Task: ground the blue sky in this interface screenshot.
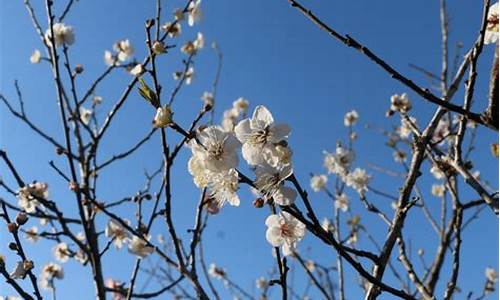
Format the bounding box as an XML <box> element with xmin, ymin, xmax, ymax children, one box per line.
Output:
<box><xmin>1</xmin><ymin>0</ymin><xmax>498</xmax><ymax>299</ymax></box>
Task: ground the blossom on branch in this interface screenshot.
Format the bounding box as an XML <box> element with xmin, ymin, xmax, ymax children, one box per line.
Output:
<box><xmin>265</xmin><ymin>212</ymin><xmax>306</xmax><ymax>256</ymax></box>
<box><xmin>45</xmin><ymin>23</ymin><xmax>75</xmax><ymax>47</ymax></box>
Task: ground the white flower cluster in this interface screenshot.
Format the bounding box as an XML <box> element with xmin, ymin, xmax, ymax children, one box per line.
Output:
<box><xmin>186</xmin><ymin>105</ymin><xmax>305</xmax><ymax>255</ymax></box>
<box><xmin>44</xmin><ymin>23</ymin><xmax>74</xmax><ymax>47</ymax></box>
<box><xmin>17</xmin><ymin>182</ymin><xmax>49</xmax><ymax>213</ymax></box>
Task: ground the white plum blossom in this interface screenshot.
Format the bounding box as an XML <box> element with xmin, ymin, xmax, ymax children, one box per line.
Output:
<box><xmin>235</xmin><ymin>105</ymin><xmax>291</xmax><ymax>166</ymax></box>
<box><xmin>430</xmin><ymin>165</ymin><xmax>445</xmax><ymax>180</ymax></box>
<box><xmin>393</xmin><ymin>150</ymin><xmax>407</xmax><ymax>163</ymax></box>
<box><xmin>265</xmin><ymin>212</ymin><xmax>306</xmax><ymax>256</ymax></box>
<box><xmin>323</xmin><ymin>146</ymin><xmax>354</xmax><ymax>175</ymax></box>
<box><xmin>53</xmin><ymin>242</ymin><xmax>71</xmax><ymax>263</ymax></box>
<box><xmin>256</xmin><ymin>277</ymin><xmax>268</xmax><ymax>289</ymax></box>
<box><xmin>74</xmin><ymin>249</ymin><xmax>87</xmax><ymax>264</ymax></box>
<box><xmin>92</xmin><ymin>95</ymin><xmax>103</xmax><ymax>106</ymax></box>
<box><xmin>104</xmin><ymin>50</ymin><xmax>116</xmax><ymax>66</ymax></box>
<box><xmin>105</xmin><ymin>219</ymin><xmax>131</xmax><ymax>249</ymax></box>
<box><xmin>162</xmin><ymin>22</ymin><xmax>181</xmax><ymax>37</ymax></box>
<box><xmin>486</xmin><ymin>267</ymin><xmax>498</xmax><ymax>282</ymax></box>
<box><xmin>130</xmin><ymin>64</ymin><xmax>144</xmax><ymax>77</ymax></box>
<box><xmin>310</xmin><ymin>175</ymin><xmax>328</xmax><ymax>192</ymax></box>
<box><xmin>10</xmin><ymin>261</ymin><xmax>27</xmax><ymax>279</ymax></box>
<box><xmin>397</xmin><ymin>117</ymin><xmax>417</xmax><ymax>139</ymax></box>
<box><xmin>255</xmin><ymin>164</ymin><xmax>296</xmax><ymax>206</ymax></box>
<box><xmin>188</xmin><ymin>155</ymin><xmax>212</xmax><ymax>188</ymax></box>
<box><xmin>25</xmin><ymin>226</ymin><xmax>39</xmax><ymax>243</ymax></box>
<box><xmin>262</xmin><ymin>144</ymin><xmax>293</xmax><ymax>168</ymax></box>
<box><xmin>79</xmin><ymin>107</ymin><xmax>93</xmax><ymax>125</ymax></box>
<box><xmin>345</xmin><ymin>168</ymin><xmax>370</xmax><ymax>196</ymax></box>
<box><xmin>45</xmin><ymin>23</ymin><xmax>75</xmax><ymax>47</ymax></box>
<box><xmin>208</xmin><ymin>169</ymin><xmax>240</xmax><ymax>208</ymax></box>
<box><xmin>232</xmin><ymin>97</ymin><xmax>249</xmax><ymax>115</ymax></box>
<box><xmin>17</xmin><ymin>182</ymin><xmax>49</xmax><ymax>213</ymax></box>
<box><xmin>335</xmin><ymin>193</ymin><xmax>350</xmax><ymax>212</ymax></box>
<box><xmin>113</xmin><ymin>39</ymin><xmax>134</xmax><ymax>62</ymax></box>
<box><xmin>30</xmin><ymin>49</ymin><xmax>41</xmax><ymax>64</ymax></box>
<box><xmin>40</xmin><ymin>263</ymin><xmax>64</xmax><ymax>290</ymax></box>
<box><xmin>485</xmin><ymin>3</ymin><xmax>499</xmax><ymax>45</ymax></box>
<box><xmin>208</xmin><ymin>264</ymin><xmax>227</xmax><ymax>281</ymax></box>
<box><xmin>390</xmin><ymin>93</ymin><xmax>412</xmax><ymax>113</ymax></box>
<box><xmin>201</xmin><ymin>91</ymin><xmax>215</xmax><ymax>108</ymax></box>
<box><xmin>187</xmin><ymin>0</ymin><xmax>202</xmax><ymax>26</ymax></box>
<box><xmin>181</xmin><ymin>33</ymin><xmax>204</xmax><ymax>55</ymax></box>
<box><xmin>432</xmin><ymin>117</ymin><xmax>451</xmax><ymax>144</ymax></box>
<box><xmin>188</xmin><ymin>126</ymin><xmax>239</xmax><ymax>173</ymax></box>
<box><xmin>152</xmin><ymin>40</ymin><xmax>166</xmax><ymax>55</ymax></box>
<box><xmin>221</xmin><ymin>108</ymin><xmax>240</xmax><ymax>132</ymax></box>
<box><xmin>344</xmin><ymin>110</ymin><xmax>359</xmax><ymax>126</ymax></box>
<box><xmin>128</xmin><ymin>236</ymin><xmax>154</xmax><ymax>258</ymax></box>
<box><xmin>152</xmin><ymin>105</ymin><xmax>173</xmax><ymax>128</ymax></box>
<box><xmin>431</xmin><ymin>184</ymin><xmax>446</xmax><ymax>197</ymax></box>
<box><xmin>321</xmin><ymin>218</ymin><xmax>334</xmax><ymax>232</ymax></box>
<box><xmin>184</xmin><ymin>67</ymin><xmax>195</xmax><ymax>84</ymax></box>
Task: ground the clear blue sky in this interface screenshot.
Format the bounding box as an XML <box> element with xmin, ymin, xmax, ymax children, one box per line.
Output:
<box><xmin>1</xmin><ymin>0</ymin><xmax>498</xmax><ymax>299</ymax></box>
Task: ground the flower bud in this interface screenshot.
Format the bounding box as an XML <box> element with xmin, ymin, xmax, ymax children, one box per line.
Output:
<box><xmin>16</xmin><ymin>213</ymin><xmax>29</xmax><ymax>226</ymax></box>
<box><xmin>253</xmin><ymin>198</ymin><xmax>265</xmax><ymax>208</ymax></box>
<box><xmin>74</xmin><ymin>64</ymin><xmax>84</xmax><ymax>74</ymax></box>
<box><xmin>145</xmin><ymin>19</ymin><xmax>155</xmax><ymax>28</ymax></box>
<box><xmin>8</xmin><ymin>242</ymin><xmax>18</xmax><ymax>251</ymax></box>
<box><xmin>7</xmin><ymin>222</ymin><xmax>18</xmax><ymax>233</ymax></box>
<box><xmin>56</xmin><ymin>147</ymin><xmax>64</xmax><ymax>155</ymax></box>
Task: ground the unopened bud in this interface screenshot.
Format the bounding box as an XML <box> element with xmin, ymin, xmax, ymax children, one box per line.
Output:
<box><xmin>56</xmin><ymin>147</ymin><xmax>64</xmax><ymax>155</ymax></box>
<box><xmin>146</xmin><ymin>19</ymin><xmax>155</xmax><ymax>28</ymax></box>
<box><xmin>7</xmin><ymin>222</ymin><xmax>17</xmax><ymax>233</ymax></box>
<box><xmin>74</xmin><ymin>64</ymin><xmax>84</xmax><ymax>74</ymax></box>
<box><xmin>253</xmin><ymin>198</ymin><xmax>265</xmax><ymax>208</ymax></box>
<box><xmin>8</xmin><ymin>242</ymin><xmax>17</xmax><ymax>251</ymax></box>
<box><xmin>15</xmin><ymin>213</ymin><xmax>29</xmax><ymax>226</ymax></box>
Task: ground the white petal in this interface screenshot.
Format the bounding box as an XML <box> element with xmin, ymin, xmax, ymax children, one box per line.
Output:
<box><xmin>265</xmin><ymin>214</ymin><xmax>281</xmax><ymax>227</ymax></box>
<box><xmin>242</xmin><ymin>143</ymin><xmax>263</xmax><ymax>165</ymax></box>
<box><xmin>269</xmin><ymin>123</ymin><xmax>291</xmax><ymax>143</ymax></box>
<box><xmin>234</xmin><ymin>119</ymin><xmax>252</xmax><ymax>143</ymax></box>
<box><xmin>251</xmin><ymin>105</ymin><xmax>274</xmax><ymax>129</ymax></box>
<box><xmin>266</xmin><ymin>227</ymin><xmax>284</xmax><ymax>247</ymax></box>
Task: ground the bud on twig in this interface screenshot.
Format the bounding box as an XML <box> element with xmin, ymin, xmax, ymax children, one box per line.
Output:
<box><xmin>16</xmin><ymin>213</ymin><xmax>29</xmax><ymax>226</ymax></box>
<box><xmin>7</xmin><ymin>222</ymin><xmax>18</xmax><ymax>233</ymax></box>
<box><xmin>56</xmin><ymin>147</ymin><xmax>64</xmax><ymax>155</ymax></box>
<box><xmin>145</xmin><ymin>19</ymin><xmax>155</xmax><ymax>28</ymax></box>
<box><xmin>74</xmin><ymin>64</ymin><xmax>84</xmax><ymax>74</ymax></box>
<box><xmin>8</xmin><ymin>242</ymin><xmax>17</xmax><ymax>251</ymax></box>
<box><xmin>253</xmin><ymin>198</ymin><xmax>265</xmax><ymax>208</ymax></box>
